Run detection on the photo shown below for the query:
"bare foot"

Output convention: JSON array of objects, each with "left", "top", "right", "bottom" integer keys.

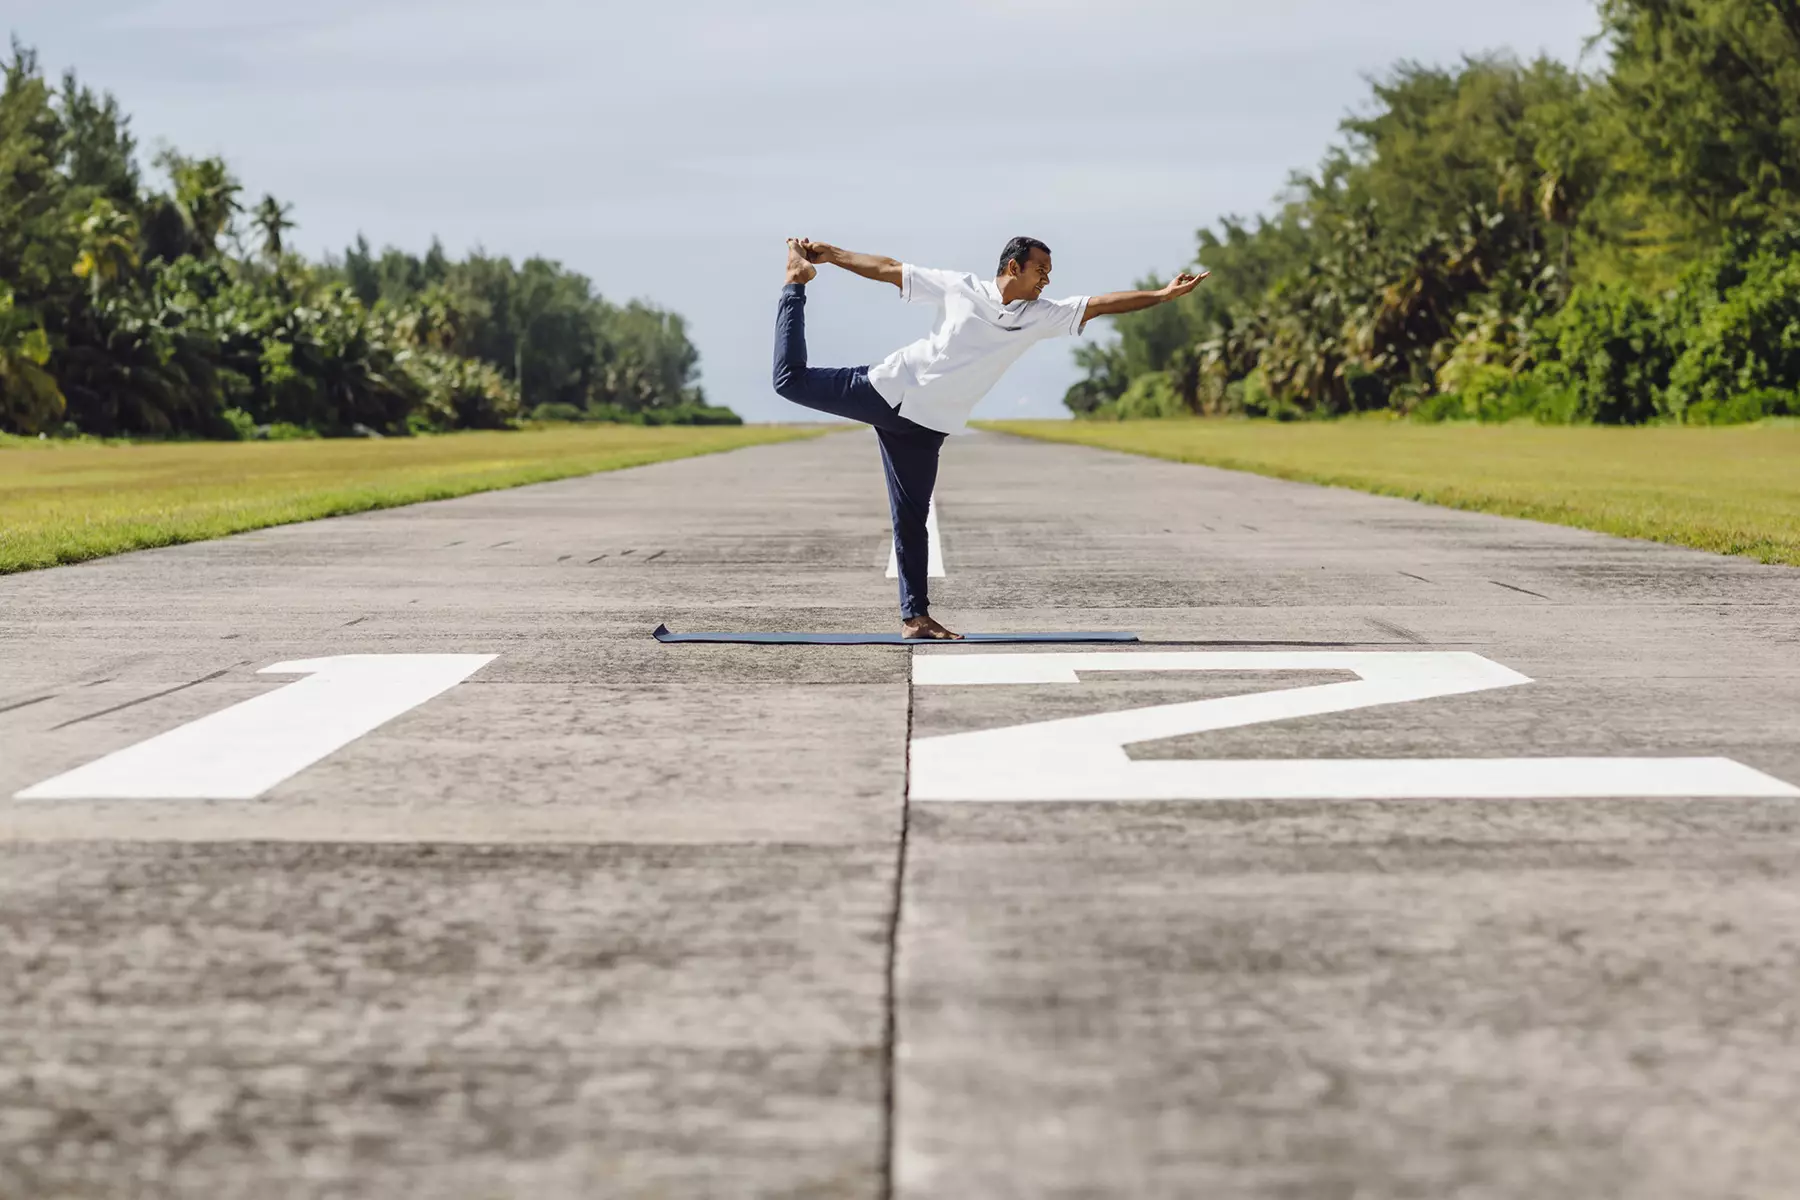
[
  {"left": 785, "top": 238, "right": 817, "bottom": 285},
  {"left": 902, "top": 615, "right": 963, "bottom": 640}
]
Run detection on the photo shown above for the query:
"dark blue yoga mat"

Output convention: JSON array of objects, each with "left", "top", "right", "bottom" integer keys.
[{"left": 652, "top": 624, "right": 1138, "bottom": 646}]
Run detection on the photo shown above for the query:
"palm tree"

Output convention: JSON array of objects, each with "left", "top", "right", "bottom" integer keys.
[
  {"left": 0, "top": 285, "right": 66, "bottom": 433},
  {"left": 71, "top": 198, "right": 141, "bottom": 299},
  {"left": 252, "top": 194, "right": 296, "bottom": 262},
  {"left": 509, "top": 267, "right": 557, "bottom": 400},
  {"left": 155, "top": 150, "right": 242, "bottom": 257}
]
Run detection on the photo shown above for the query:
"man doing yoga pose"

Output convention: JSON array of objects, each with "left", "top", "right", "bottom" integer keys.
[{"left": 774, "top": 235, "right": 1207, "bottom": 639}]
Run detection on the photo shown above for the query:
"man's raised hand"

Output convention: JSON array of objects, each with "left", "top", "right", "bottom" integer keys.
[
  {"left": 793, "top": 243, "right": 903, "bottom": 289},
  {"left": 1161, "top": 270, "right": 1210, "bottom": 300}
]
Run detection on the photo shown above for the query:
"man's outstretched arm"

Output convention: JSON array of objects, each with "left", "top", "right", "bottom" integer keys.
[
  {"left": 1079, "top": 270, "right": 1209, "bottom": 332},
  {"left": 798, "top": 240, "right": 903, "bottom": 291}
]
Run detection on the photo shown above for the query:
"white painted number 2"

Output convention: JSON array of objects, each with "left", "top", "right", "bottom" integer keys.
[
  {"left": 908, "top": 651, "right": 1800, "bottom": 802},
  {"left": 15, "top": 655, "right": 495, "bottom": 801}
]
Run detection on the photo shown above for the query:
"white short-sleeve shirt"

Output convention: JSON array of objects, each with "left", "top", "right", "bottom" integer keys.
[{"left": 865, "top": 263, "right": 1091, "bottom": 435}]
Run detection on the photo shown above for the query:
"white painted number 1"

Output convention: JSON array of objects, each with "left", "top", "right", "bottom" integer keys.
[
  {"left": 15, "top": 655, "right": 495, "bottom": 801},
  {"left": 908, "top": 651, "right": 1800, "bottom": 802}
]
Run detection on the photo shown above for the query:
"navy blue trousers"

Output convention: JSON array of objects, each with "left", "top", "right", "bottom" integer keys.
[{"left": 772, "top": 282, "right": 944, "bottom": 619}]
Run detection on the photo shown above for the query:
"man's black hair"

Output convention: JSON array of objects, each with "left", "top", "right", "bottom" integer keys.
[{"left": 997, "top": 236, "right": 1051, "bottom": 277}]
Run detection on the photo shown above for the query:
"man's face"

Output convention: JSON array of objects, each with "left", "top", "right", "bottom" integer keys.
[{"left": 1013, "top": 248, "right": 1052, "bottom": 299}]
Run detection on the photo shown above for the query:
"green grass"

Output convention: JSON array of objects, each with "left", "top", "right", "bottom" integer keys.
[
  {"left": 0, "top": 424, "right": 829, "bottom": 574},
  {"left": 979, "top": 417, "right": 1800, "bottom": 567}
]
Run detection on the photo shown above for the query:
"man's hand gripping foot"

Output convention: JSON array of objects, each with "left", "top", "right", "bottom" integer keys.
[
  {"left": 785, "top": 238, "right": 818, "bottom": 285},
  {"left": 902, "top": 615, "right": 963, "bottom": 641}
]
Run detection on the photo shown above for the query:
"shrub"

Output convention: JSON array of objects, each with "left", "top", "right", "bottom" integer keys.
[
  {"left": 1665, "top": 254, "right": 1800, "bottom": 419},
  {"left": 1414, "top": 363, "right": 1516, "bottom": 421},
  {"left": 1681, "top": 387, "right": 1800, "bottom": 425},
  {"left": 400, "top": 349, "right": 521, "bottom": 431},
  {"left": 533, "top": 400, "right": 743, "bottom": 426},
  {"left": 217, "top": 406, "right": 257, "bottom": 440},
  {"left": 1456, "top": 363, "right": 1517, "bottom": 419},
  {"left": 1093, "top": 370, "right": 1186, "bottom": 420},
  {"left": 1235, "top": 368, "right": 1299, "bottom": 419},
  {"left": 1528, "top": 282, "right": 1672, "bottom": 423},
  {"left": 1508, "top": 370, "right": 1585, "bottom": 424},
  {"left": 1412, "top": 369, "right": 1578, "bottom": 423},
  {"left": 529, "top": 401, "right": 586, "bottom": 423},
  {"left": 1410, "top": 390, "right": 1463, "bottom": 422},
  {"left": 638, "top": 403, "right": 742, "bottom": 426}
]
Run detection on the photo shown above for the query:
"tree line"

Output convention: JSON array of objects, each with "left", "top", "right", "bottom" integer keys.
[
  {"left": 0, "top": 42, "right": 735, "bottom": 440},
  {"left": 1070, "top": 0, "right": 1800, "bottom": 425}
]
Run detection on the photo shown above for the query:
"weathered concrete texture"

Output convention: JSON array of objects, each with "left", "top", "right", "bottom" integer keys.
[
  {"left": 1, "top": 680, "right": 904, "bottom": 844},
  {"left": 3, "top": 427, "right": 1799, "bottom": 1199},
  {"left": 0, "top": 842, "right": 890, "bottom": 1200},
  {"left": 896, "top": 433, "right": 1800, "bottom": 1200},
  {"left": 897, "top": 811, "right": 1800, "bottom": 1199},
  {"left": 0, "top": 433, "right": 906, "bottom": 1198}
]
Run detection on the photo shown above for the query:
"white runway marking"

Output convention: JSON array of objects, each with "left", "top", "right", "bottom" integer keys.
[
  {"left": 909, "top": 651, "right": 1800, "bottom": 802},
  {"left": 885, "top": 500, "right": 945, "bottom": 578},
  {"left": 15, "top": 654, "right": 495, "bottom": 801}
]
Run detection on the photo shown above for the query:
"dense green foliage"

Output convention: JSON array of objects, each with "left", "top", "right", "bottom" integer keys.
[
  {"left": 0, "top": 43, "right": 732, "bottom": 439},
  {"left": 336, "top": 238, "right": 736, "bottom": 427},
  {"left": 1070, "top": 0, "right": 1800, "bottom": 425}
]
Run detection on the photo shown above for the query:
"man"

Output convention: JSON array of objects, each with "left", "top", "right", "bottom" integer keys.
[{"left": 773, "top": 235, "right": 1207, "bottom": 639}]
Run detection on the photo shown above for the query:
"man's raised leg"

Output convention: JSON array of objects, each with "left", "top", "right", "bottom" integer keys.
[
  {"left": 771, "top": 241, "right": 890, "bottom": 421},
  {"left": 771, "top": 239, "right": 816, "bottom": 399}
]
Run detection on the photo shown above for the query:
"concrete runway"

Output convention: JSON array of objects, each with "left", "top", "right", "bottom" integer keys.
[{"left": 3, "top": 429, "right": 1798, "bottom": 1199}]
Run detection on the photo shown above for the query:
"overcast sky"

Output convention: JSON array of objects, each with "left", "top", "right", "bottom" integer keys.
[{"left": 6, "top": 0, "right": 1602, "bottom": 423}]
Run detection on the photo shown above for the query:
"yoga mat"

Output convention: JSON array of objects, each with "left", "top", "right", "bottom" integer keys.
[{"left": 652, "top": 624, "right": 1138, "bottom": 646}]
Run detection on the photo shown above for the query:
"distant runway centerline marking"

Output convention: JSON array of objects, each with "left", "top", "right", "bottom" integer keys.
[
  {"left": 886, "top": 501, "right": 945, "bottom": 579},
  {"left": 909, "top": 651, "right": 1800, "bottom": 802},
  {"left": 15, "top": 654, "right": 495, "bottom": 801}
]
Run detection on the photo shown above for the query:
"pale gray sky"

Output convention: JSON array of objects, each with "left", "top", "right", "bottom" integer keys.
[{"left": 5, "top": 0, "right": 1601, "bottom": 422}]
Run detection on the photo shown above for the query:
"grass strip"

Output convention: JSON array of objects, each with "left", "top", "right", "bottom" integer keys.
[
  {"left": 980, "top": 417, "right": 1800, "bottom": 567},
  {"left": 1, "top": 424, "right": 828, "bottom": 574}
]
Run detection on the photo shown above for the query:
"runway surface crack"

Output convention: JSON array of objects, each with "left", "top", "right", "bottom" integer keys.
[
  {"left": 1366, "top": 617, "right": 1428, "bottom": 643},
  {"left": 49, "top": 665, "right": 242, "bottom": 731},
  {"left": 879, "top": 649, "right": 916, "bottom": 1200},
  {"left": 1490, "top": 579, "right": 1552, "bottom": 600}
]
